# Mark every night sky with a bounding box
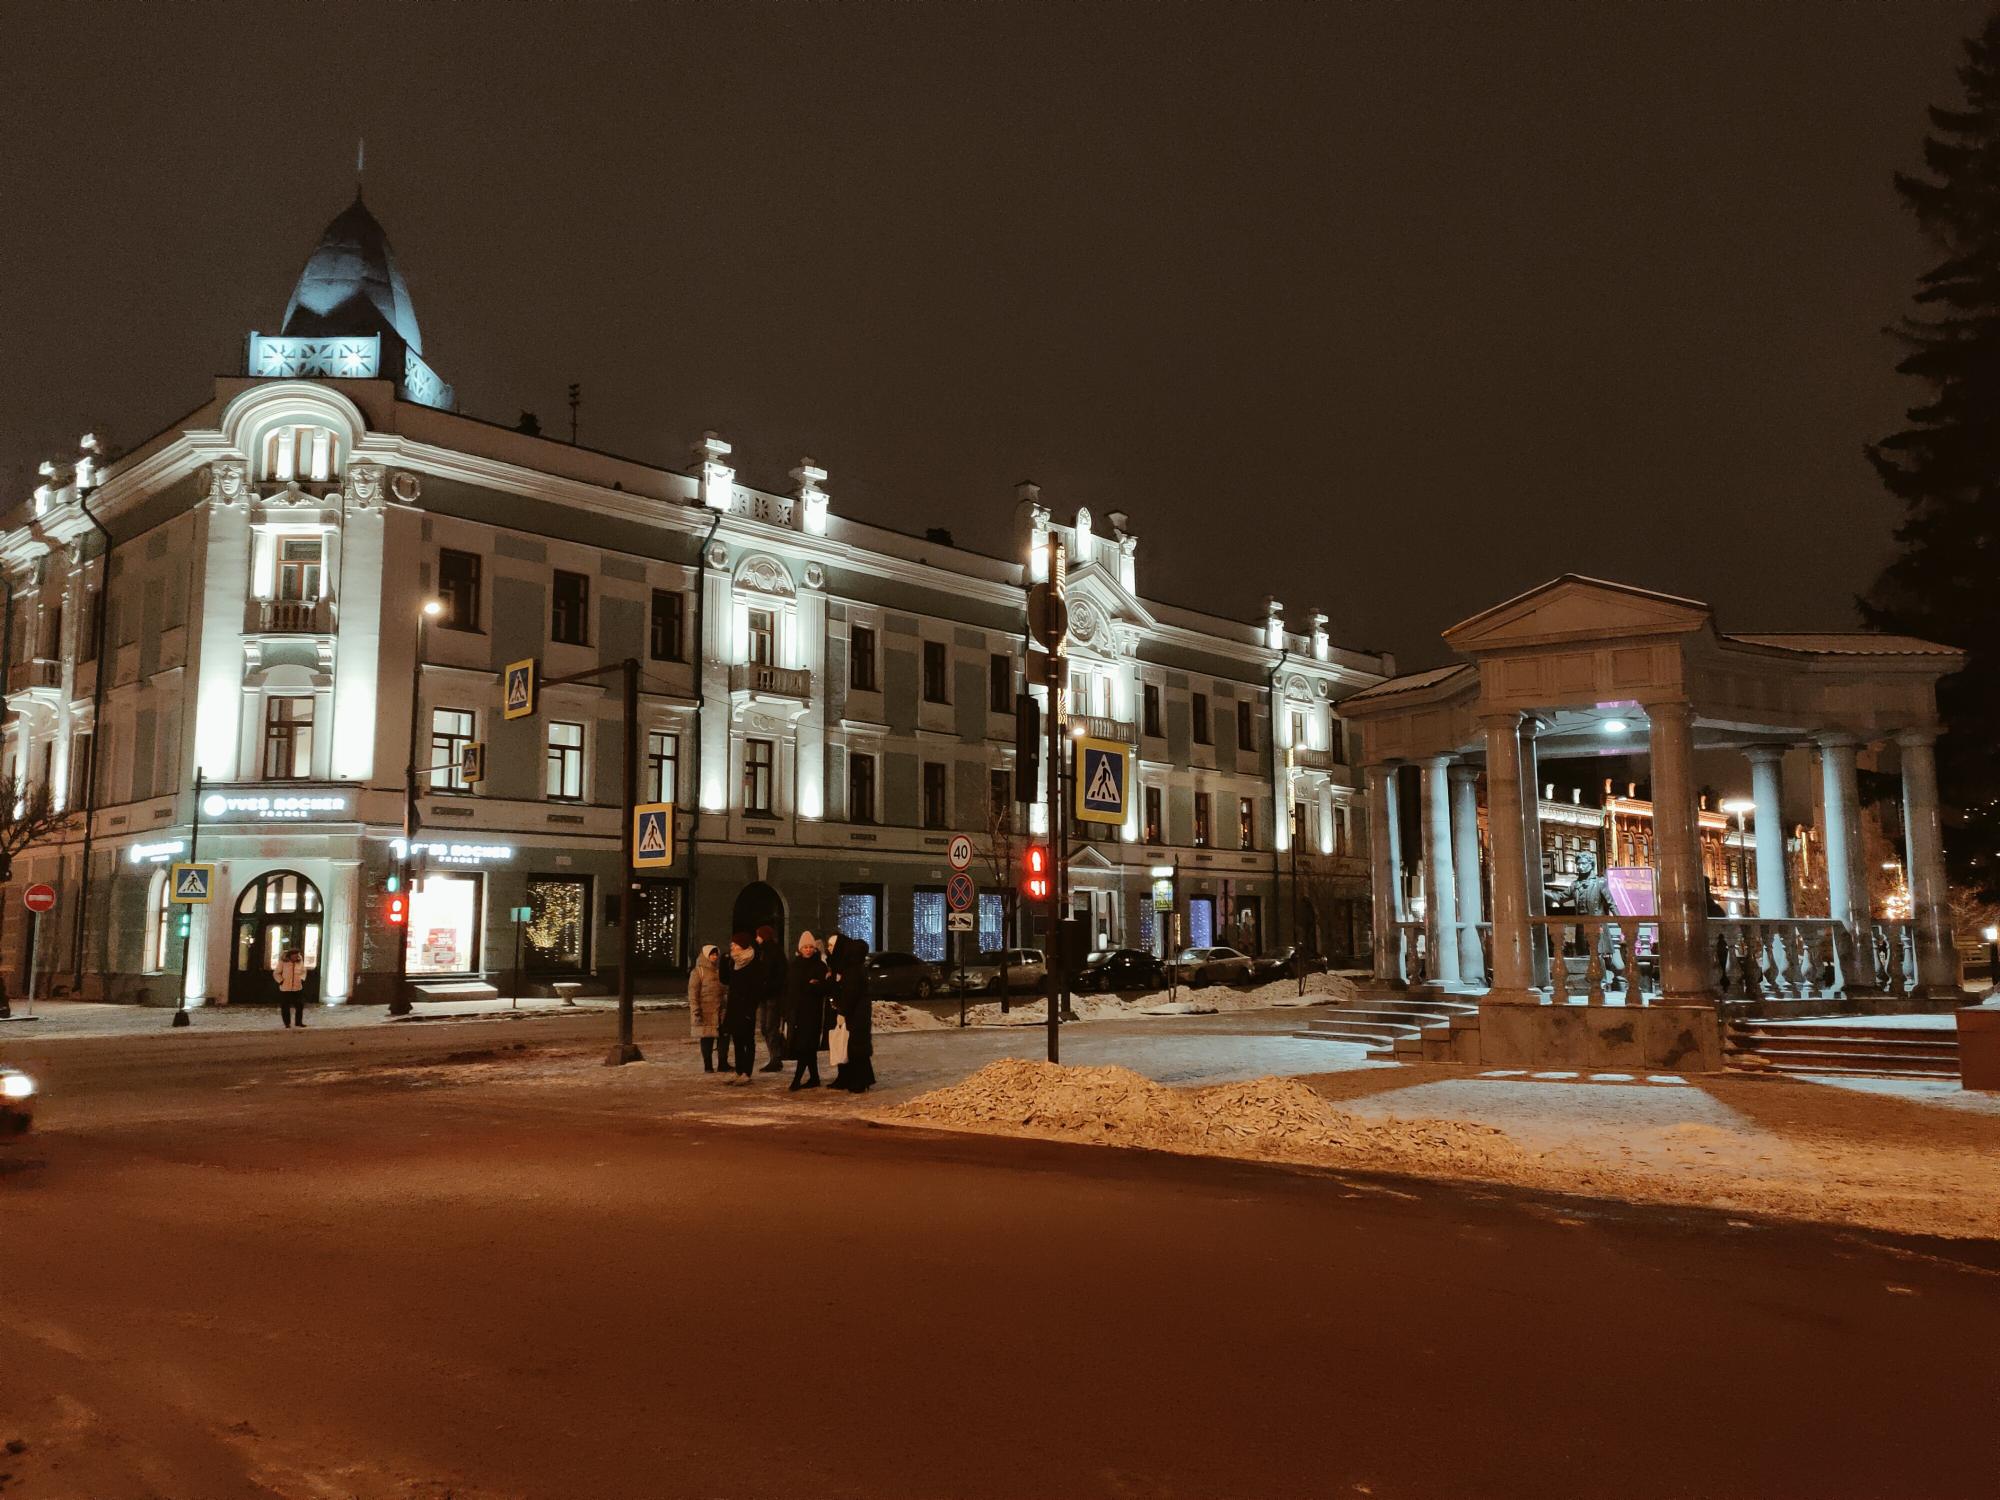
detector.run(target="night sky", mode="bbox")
[2,2,1986,667]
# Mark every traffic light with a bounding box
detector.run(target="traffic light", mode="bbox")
[176,911,192,940]
[1014,692,1040,786]
[384,892,408,926]
[1022,844,1051,902]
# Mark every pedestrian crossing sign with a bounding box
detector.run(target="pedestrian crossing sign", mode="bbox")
[502,659,538,721]
[1074,736,1130,824]
[169,862,215,904]
[460,740,486,784]
[632,802,675,869]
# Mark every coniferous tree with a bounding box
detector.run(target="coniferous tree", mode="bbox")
[1865,13,2000,901]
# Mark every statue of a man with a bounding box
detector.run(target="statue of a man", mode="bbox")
[1569,850,1626,984]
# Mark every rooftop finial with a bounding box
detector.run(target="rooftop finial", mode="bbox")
[355,138,365,200]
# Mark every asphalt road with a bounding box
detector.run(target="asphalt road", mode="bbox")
[2,1015,1996,1499]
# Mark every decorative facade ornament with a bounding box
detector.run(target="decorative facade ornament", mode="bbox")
[734,554,796,597]
[342,463,384,510]
[200,460,249,506]
[1069,595,1106,647]
[803,561,825,590]
[706,541,729,569]
[792,459,830,537]
[389,470,422,505]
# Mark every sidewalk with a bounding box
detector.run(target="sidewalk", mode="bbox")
[0,994,682,1039]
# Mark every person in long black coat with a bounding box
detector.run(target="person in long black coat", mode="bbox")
[784,931,830,1091]
[721,933,762,1081]
[827,933,875,1093]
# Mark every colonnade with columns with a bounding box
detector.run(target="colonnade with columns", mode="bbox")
[1366,707,1959,1006]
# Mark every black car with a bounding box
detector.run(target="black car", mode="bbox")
[863,950,945,1000]
[1076,948,1166,993]
[1251,945,1330,981]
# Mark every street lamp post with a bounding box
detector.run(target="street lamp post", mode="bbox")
[390,600,443,1017]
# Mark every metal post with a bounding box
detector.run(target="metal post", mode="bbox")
[25,910,40,1016]
[608,657,642,1064]
[1045,534,1065,1063]
[173,769,202,1027]
[391,611,429,1017]
[513,911,524,1012]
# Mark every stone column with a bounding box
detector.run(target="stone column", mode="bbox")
[1517,717,1550,988]
[1746,746,1791,919]
[1818,734,1877,995]
[1450,762,1486,986]
[321,858,362,1003]
[1479,714,1535,1001]
[1366,765,1405,983]
[1648,701,1716,1003]
[1421,756,1461,989]
[1898,731,1958,997]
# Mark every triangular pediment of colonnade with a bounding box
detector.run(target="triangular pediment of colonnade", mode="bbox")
[1442,575,1712,655]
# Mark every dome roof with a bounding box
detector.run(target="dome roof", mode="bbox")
[280,193,424,355]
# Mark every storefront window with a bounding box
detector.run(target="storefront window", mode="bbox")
[525,877,588,972]
[836,884,880,948]
[633,880,683,972]
[1189,896,1215,950]
[978,893,1004,952]
[912,888,945,963]
[407,873,483,976]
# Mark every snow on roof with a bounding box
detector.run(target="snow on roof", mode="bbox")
[1725,633,1962,658]
[1340,663,1474,707]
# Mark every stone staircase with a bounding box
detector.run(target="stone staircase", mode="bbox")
[1725,1020,1961,1079]
[1296,994,1482,1062]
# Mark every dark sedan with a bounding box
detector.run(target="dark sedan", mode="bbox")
[1251,945,1329,981]
[1076,948,1166,992]
[863,950,945,1000]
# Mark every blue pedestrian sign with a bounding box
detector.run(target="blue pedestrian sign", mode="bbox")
[632,802,675,869]
[1073,736,1130,824]
[502,659,538,721]
[169,862,215,904]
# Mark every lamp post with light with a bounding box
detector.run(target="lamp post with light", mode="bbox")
[1719,797,1755,915]
[389,599,444,1016]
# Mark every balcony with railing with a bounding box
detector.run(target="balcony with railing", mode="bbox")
[1072,713,1135,744]
[245,597,335,634]
[729,662,813,700]
[7,658,60,693]
[1290,745,1338,772]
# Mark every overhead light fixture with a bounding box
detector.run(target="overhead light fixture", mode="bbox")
[1719,798,1755,816]
[1602,719,1628,734]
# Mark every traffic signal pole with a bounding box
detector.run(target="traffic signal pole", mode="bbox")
[1045,534,1065,1065]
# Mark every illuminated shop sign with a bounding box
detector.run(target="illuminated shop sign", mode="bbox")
[201,791,352,821]
[128,840,187,865]
[390,838,515,867]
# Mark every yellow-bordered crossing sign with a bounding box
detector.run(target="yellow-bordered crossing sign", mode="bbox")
[170,862,216,904]
[1074,736,1130,824]
[632,802,675,868]
[502,659,538,720]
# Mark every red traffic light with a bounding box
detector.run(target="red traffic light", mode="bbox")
[1021,844,1051,902]
[384,893,408,926]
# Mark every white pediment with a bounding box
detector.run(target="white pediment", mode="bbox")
[1063,564,1156,651]
[1443,575,1711,655]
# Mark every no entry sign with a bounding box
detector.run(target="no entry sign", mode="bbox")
[21,883,56,913]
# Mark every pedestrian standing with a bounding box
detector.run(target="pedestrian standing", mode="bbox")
[755,924,788,1072]
[785,930,829,1091]
[276,946,309,1029]
[722,933,762,1082]
[687,944,725,1071]
[827,933,876,1093]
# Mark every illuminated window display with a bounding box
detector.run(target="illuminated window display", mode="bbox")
[407,873,483,976]
[525,877,589,972]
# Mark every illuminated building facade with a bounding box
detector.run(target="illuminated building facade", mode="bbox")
[0,195,1391,1006]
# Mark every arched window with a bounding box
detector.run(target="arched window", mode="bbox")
[260,424,341,483]
[146,869,173,973]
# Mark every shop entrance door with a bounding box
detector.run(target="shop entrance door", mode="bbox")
[230,870,323,1005]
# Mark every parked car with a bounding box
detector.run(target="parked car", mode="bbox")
[863,950,945,1000]
[955,948,1046,995]
[1174,946,1257,987]
[1252,945,1329,982]
[1076,948,1166,992]
[1,1067,35,1138]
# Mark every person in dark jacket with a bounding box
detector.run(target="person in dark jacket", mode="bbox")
[784,930,829,1091]
[722,933,762,1082]
[754,924,788,1072]
[827,932,876,1093]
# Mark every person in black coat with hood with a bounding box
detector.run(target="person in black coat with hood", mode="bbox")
[721,933,763,1081]
[784,930,830,1090]
[754,924,788,1072]
[826,932,875,1093]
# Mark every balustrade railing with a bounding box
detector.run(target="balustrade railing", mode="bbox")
[246,597,334,634]
[729,662,813,699]
[1709,917,1847,1001]
[1388,918,1427,986]
[1531,915,1658,1005]
[6,658,60,692]
[1867,920,1918,998]
[1074,713,1136,744]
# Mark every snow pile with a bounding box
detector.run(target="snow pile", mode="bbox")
[870,1002,952,1032]
[886,1058,1521,1177]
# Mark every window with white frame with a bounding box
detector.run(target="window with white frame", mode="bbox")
[431,709,475,791]
[277,537,323,601]
[647,730,678,805]
[147,870,174,973]
[747,608,776,667]
[545,721,584,800]
[743,738,775,814]
[262,696,315,779]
